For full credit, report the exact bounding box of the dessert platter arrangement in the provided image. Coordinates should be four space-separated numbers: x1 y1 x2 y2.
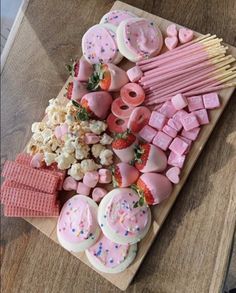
1 2 236 290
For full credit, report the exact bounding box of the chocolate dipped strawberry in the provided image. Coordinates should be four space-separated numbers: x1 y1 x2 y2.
134 143 167 173
112 130 137 163
67 58 93 82
87 63 129 92
66 79 89 101
112 162 139 188
133 173 172 206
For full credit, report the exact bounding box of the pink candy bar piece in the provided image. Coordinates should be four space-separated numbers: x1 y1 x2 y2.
168 151 186 168
193 109 209 125
84 133 100 144
187 95 204 111
83 171 99 188
202 92 220 109
4 205 60 217
169 137 189 155
149 111 167 130
181 127 201 141
171 94 188 110
77 182 91 196
92 187 108 203
158 101 177 118
178 136 192 154
139 125 157 143
126 66 143 82
63 176 78 191
166 167 180 184
173 110 188 124
2 161 59 194
153 131 173 151
162 125 177 138
167 118 182 132
181 113 200 131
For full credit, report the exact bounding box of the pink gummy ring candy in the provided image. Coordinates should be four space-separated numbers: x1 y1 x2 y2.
127 106 151 133
120 83 145 107
111 97 135 119
107 113 128 133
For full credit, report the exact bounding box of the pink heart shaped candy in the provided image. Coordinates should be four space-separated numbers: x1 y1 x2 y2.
179 28 194 44
166 24 178 37
165 36 178 51
166 167 180 184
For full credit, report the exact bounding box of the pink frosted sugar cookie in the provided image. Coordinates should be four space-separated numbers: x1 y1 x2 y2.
98 188 152 244
100 9 137 26
82 24 122 64
117 18 163 62
85 233 137 273
57 195 100 252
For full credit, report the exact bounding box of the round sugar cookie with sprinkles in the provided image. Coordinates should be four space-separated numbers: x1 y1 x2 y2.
85 233 137 273
117 18 163 62
100 9 138 27
82 23 123 65
57 195 100 252
98 188 152 245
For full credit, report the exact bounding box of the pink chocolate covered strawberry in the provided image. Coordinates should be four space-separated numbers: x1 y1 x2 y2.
66 79 89 101
133 173 172 206
87 63 129 92
67 58 93 81
134 143 167 173
112 162 139 188
112 130 137 163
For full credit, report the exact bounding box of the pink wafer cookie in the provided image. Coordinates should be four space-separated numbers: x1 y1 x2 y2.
4 205 60 217
3 161 59 194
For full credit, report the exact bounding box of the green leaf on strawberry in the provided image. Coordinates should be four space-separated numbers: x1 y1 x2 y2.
72 100 90 121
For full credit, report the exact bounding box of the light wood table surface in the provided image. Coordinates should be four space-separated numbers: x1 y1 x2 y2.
1 0 236 292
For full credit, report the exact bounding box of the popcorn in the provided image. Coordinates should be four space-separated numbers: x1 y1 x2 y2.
41 129 53 144
75 143 90 160
91 144 106 158
89 120 107 135
80 121 91 132
55 152 75 170
99 149 113 166
68 163 83 180
49 111 66 126
80 159 101 173
100 133 113 145
44 152 57 166
26 141 40 155
63 139 75 154
31 122 47 133
32 132 44 143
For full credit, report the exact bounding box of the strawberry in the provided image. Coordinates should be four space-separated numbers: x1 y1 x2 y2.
65 79 88 102
87 63 128 92
132 173 173 206
112 162 139 188
112 130 137 163
134 143 167 173
66 82 73 100
66 59 79 78
66 58 93 81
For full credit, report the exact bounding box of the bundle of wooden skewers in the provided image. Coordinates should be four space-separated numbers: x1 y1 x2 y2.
136 34 236 109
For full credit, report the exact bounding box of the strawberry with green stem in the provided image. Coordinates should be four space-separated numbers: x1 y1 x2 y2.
66 58 92 81
112 162 139 188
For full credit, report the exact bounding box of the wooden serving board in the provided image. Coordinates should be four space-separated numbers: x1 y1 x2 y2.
22 1 236 291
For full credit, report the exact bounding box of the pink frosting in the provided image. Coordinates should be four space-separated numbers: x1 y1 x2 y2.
57 195 97 243
83 25 118 64
124 19 162 59
88 233 130 268
102 10 136 26
106 189 149 237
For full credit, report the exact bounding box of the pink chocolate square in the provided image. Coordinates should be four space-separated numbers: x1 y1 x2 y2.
153 131 173 151
187 95 204 111
139 125 157 143
178 136 192 154
149 111 167 130
202 92 220 109
169 137 189 155
181 127 200 141
167 118 182 132
173 110 188 125
77 182 91 196
162 125 177 138
158 101 177 118
168 151 186 168
193 109 209 125
181 113 200 131
171 94 188 110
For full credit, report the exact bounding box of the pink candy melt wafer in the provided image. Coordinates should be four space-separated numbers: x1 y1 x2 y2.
169 137 189 155
203 92 220 109
181 113 200 131
187 95 204 111
139 125 157 143
153 131 173 151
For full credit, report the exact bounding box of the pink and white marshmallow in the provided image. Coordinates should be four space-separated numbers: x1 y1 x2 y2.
92 187 108 203
63 176 78 191
83 171 99 188
126 66 143 82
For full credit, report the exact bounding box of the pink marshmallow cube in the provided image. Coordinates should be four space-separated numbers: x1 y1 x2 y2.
30 153 44 169
173 110 188 125
158 101 177 118
139 125 157 143
126 66 143 82
178 136 192 154
203 92 220 109
77 182 91 196
153 131 173 151
162 125 177 138
167 118 182 132
187 95 204 112
98 169 112 184
168 151 186 168
193 109 209 125
63 176 78 191
84 133 100 144
92 187 108 203
83 171 99 188
149 111 167 130
181 113 200 131
169 137 189 155
181 127 200 141
171 94 188 110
